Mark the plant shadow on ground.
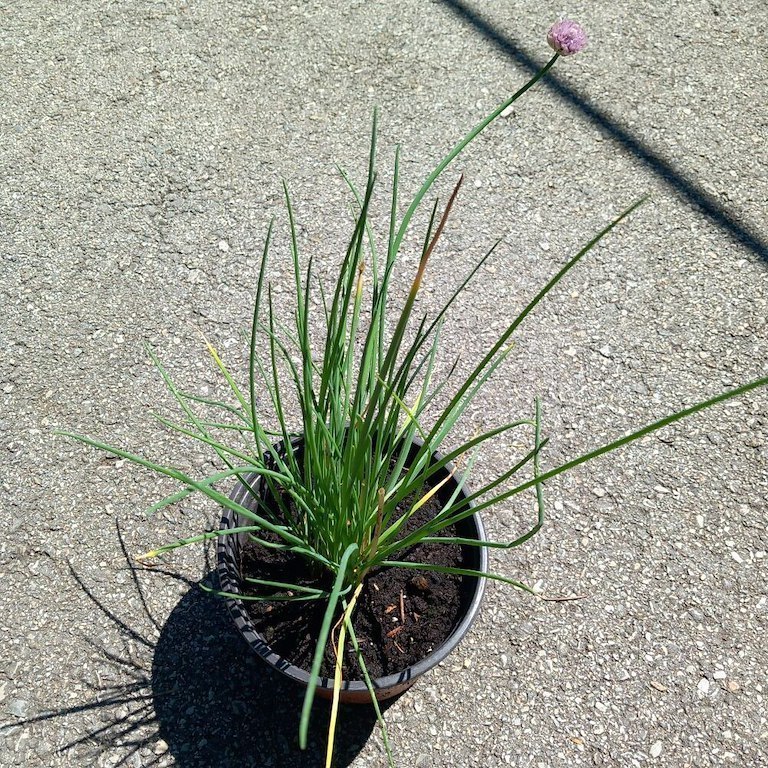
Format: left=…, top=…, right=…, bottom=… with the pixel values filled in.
left=151, top=575, right=384, bottom=768
left=5, top=523, right=383, bottom=768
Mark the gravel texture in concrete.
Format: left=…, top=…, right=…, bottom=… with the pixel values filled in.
left=1, top=1, right=766, bottom=766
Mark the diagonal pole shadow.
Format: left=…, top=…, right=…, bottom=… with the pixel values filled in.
left=438, top=0, right=768, bottom=261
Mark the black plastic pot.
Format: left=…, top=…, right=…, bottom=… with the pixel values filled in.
left=216, top=436, right=488, bottom=704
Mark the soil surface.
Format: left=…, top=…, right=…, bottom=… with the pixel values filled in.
left=239, top=486, right=476, bottom=680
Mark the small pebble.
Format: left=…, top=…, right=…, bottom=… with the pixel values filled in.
left=697, top=678, right=710, bottom=695
left=713, top=670, right=727, bottom=680
left=153, top=739, right=169, bottom=755
left=218, top=240, right=229, bottom=252
left=650, top=741, right=663, bottom=758
left=592, top=487, right=607, bottom=498
left=8, top=699, right=29, bottom=718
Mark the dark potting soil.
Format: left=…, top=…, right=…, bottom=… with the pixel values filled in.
left=238, top=490, right=473, bottom=680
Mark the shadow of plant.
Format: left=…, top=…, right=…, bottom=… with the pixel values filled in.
left=151, top=576, right=381, bottom=768
left=3, top=523, right=380, bottom=767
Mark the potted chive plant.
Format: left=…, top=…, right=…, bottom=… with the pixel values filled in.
left=61, top=21, right=767, bottom=767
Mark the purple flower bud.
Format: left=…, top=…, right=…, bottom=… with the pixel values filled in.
left=547, top=20, right=588, bottom=56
